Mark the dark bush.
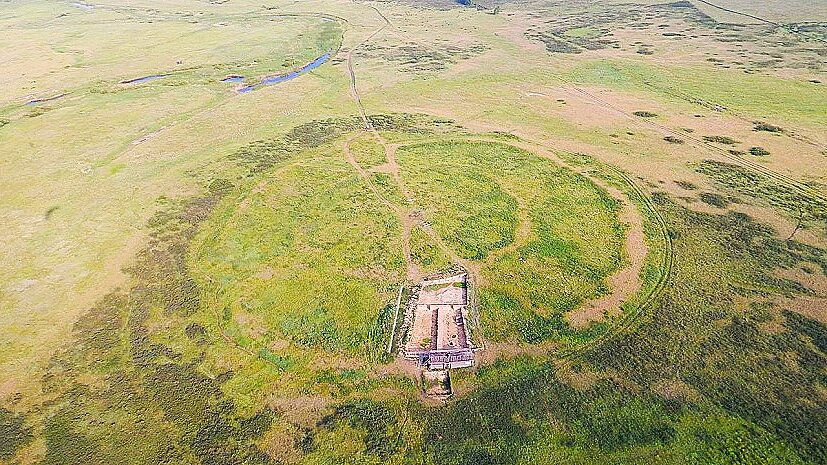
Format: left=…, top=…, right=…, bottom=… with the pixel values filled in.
left=0, top=408, right=32, bottom=460
left=699, top=192, right=730, bottom=208
left=703, top=135, right=738, bottom=145
left=753, top=122, right=783, bottom=133
left=634, top=111, right=658, bottom=117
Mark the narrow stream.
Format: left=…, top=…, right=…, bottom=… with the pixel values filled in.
left=236, top=52, right=331, bottom=93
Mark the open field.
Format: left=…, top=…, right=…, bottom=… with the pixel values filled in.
left=1, top=0, right=826, bottom=463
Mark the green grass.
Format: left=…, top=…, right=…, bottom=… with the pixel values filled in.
left=398, top=141, right=520, bottom=260
left=13, top=114, right=826, bottom=465
left=696, top=159, right=827, bottom=223
left=3, top=0, right=826, bottom=461
left=0, top=408, right=32, bottom=460
left=0, top=0, right=349, bottom=403
left=193, top=148, right=405, bottom=358
left=397, top=140, right=626, bottom=344
left=563, top=27, right=603, bottom=39
left=410, top=225, right=453, bottom=275
left=349, top=135, right=387, bottom=169
left=565, top=59, right=827, bottom=126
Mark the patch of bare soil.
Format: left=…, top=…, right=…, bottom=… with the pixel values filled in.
left=0, top=378, right=21, bottom=402
left=477, top=339, right=557, bottom=364
left=772, top=261, right=827, bottom=324
left=370, top=162, right=396, bottom=174
left=268, top=395, right=330, bottom=428
left=259, top=427, right=302, bottom=464
left=375, top=356, right=421, bottom=380
left=256, top=266, right=275, bottom=280
left=651, top=378, right=701, bottom=402
left=777, top=297, right=827, bottom=324
left=232, top=311, right=268, bottom=340
left=422, top=370, right=452, bottom=398
left=774, top=262, right=827, bottom=295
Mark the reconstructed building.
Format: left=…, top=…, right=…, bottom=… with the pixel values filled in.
left=404, top=273, right=474, bottom=370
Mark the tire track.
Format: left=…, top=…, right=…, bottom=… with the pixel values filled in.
left=346, top=1, right=392, bottom=129
left=692, top=0, right=780, bottom=26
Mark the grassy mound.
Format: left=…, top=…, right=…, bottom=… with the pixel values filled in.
left=397, top=140, right=626, bottom=344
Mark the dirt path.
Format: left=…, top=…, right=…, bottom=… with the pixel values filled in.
left=692, top=0, right=780, bottom=26
left=343, top=135, right=422, bottom=282
left=381, top=141, right=414, bottom=202
left=345, top=2, right=390, bottom=129
left=344, top=132, right=484, bottom=287
left=383, top=135, right=652, bottom=333
left=338, top=2, right=658, bottom=358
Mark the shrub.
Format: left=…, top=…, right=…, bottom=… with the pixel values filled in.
left=633, top=111, right=658, bottom=118
left=703, top=135, right=738, bottom=145
left=0, top=409, right=32, bottom=460
left=754, top=122, right=783, bottom=133
left=699, top=192, right=730, bottom=208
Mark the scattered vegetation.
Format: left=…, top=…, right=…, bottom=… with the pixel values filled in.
left=0, top=408, right=32, bottom=460
left=231, top=114, right=457, bottom=172
left=525, top=30, right=582, bottom=54
left=4, top=0, right=827, bottom=462
left=699, top=191, right=731, bottom=208
left=38, top=179, right=281, bottom=465
left=585, top=196, right=827, bottom=464
left=703, top=135, right=738, bottom=145
left=359, top=41, right=487, bottom=73
left=697, top=159, right=827, bottom=222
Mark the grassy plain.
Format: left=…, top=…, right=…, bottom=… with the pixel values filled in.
left=1, top=0, right=826, bottom=464
left=0, top=0, right=348, bottom=398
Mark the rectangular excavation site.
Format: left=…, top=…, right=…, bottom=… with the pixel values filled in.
left=404, top=273, right=474, bottom=370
